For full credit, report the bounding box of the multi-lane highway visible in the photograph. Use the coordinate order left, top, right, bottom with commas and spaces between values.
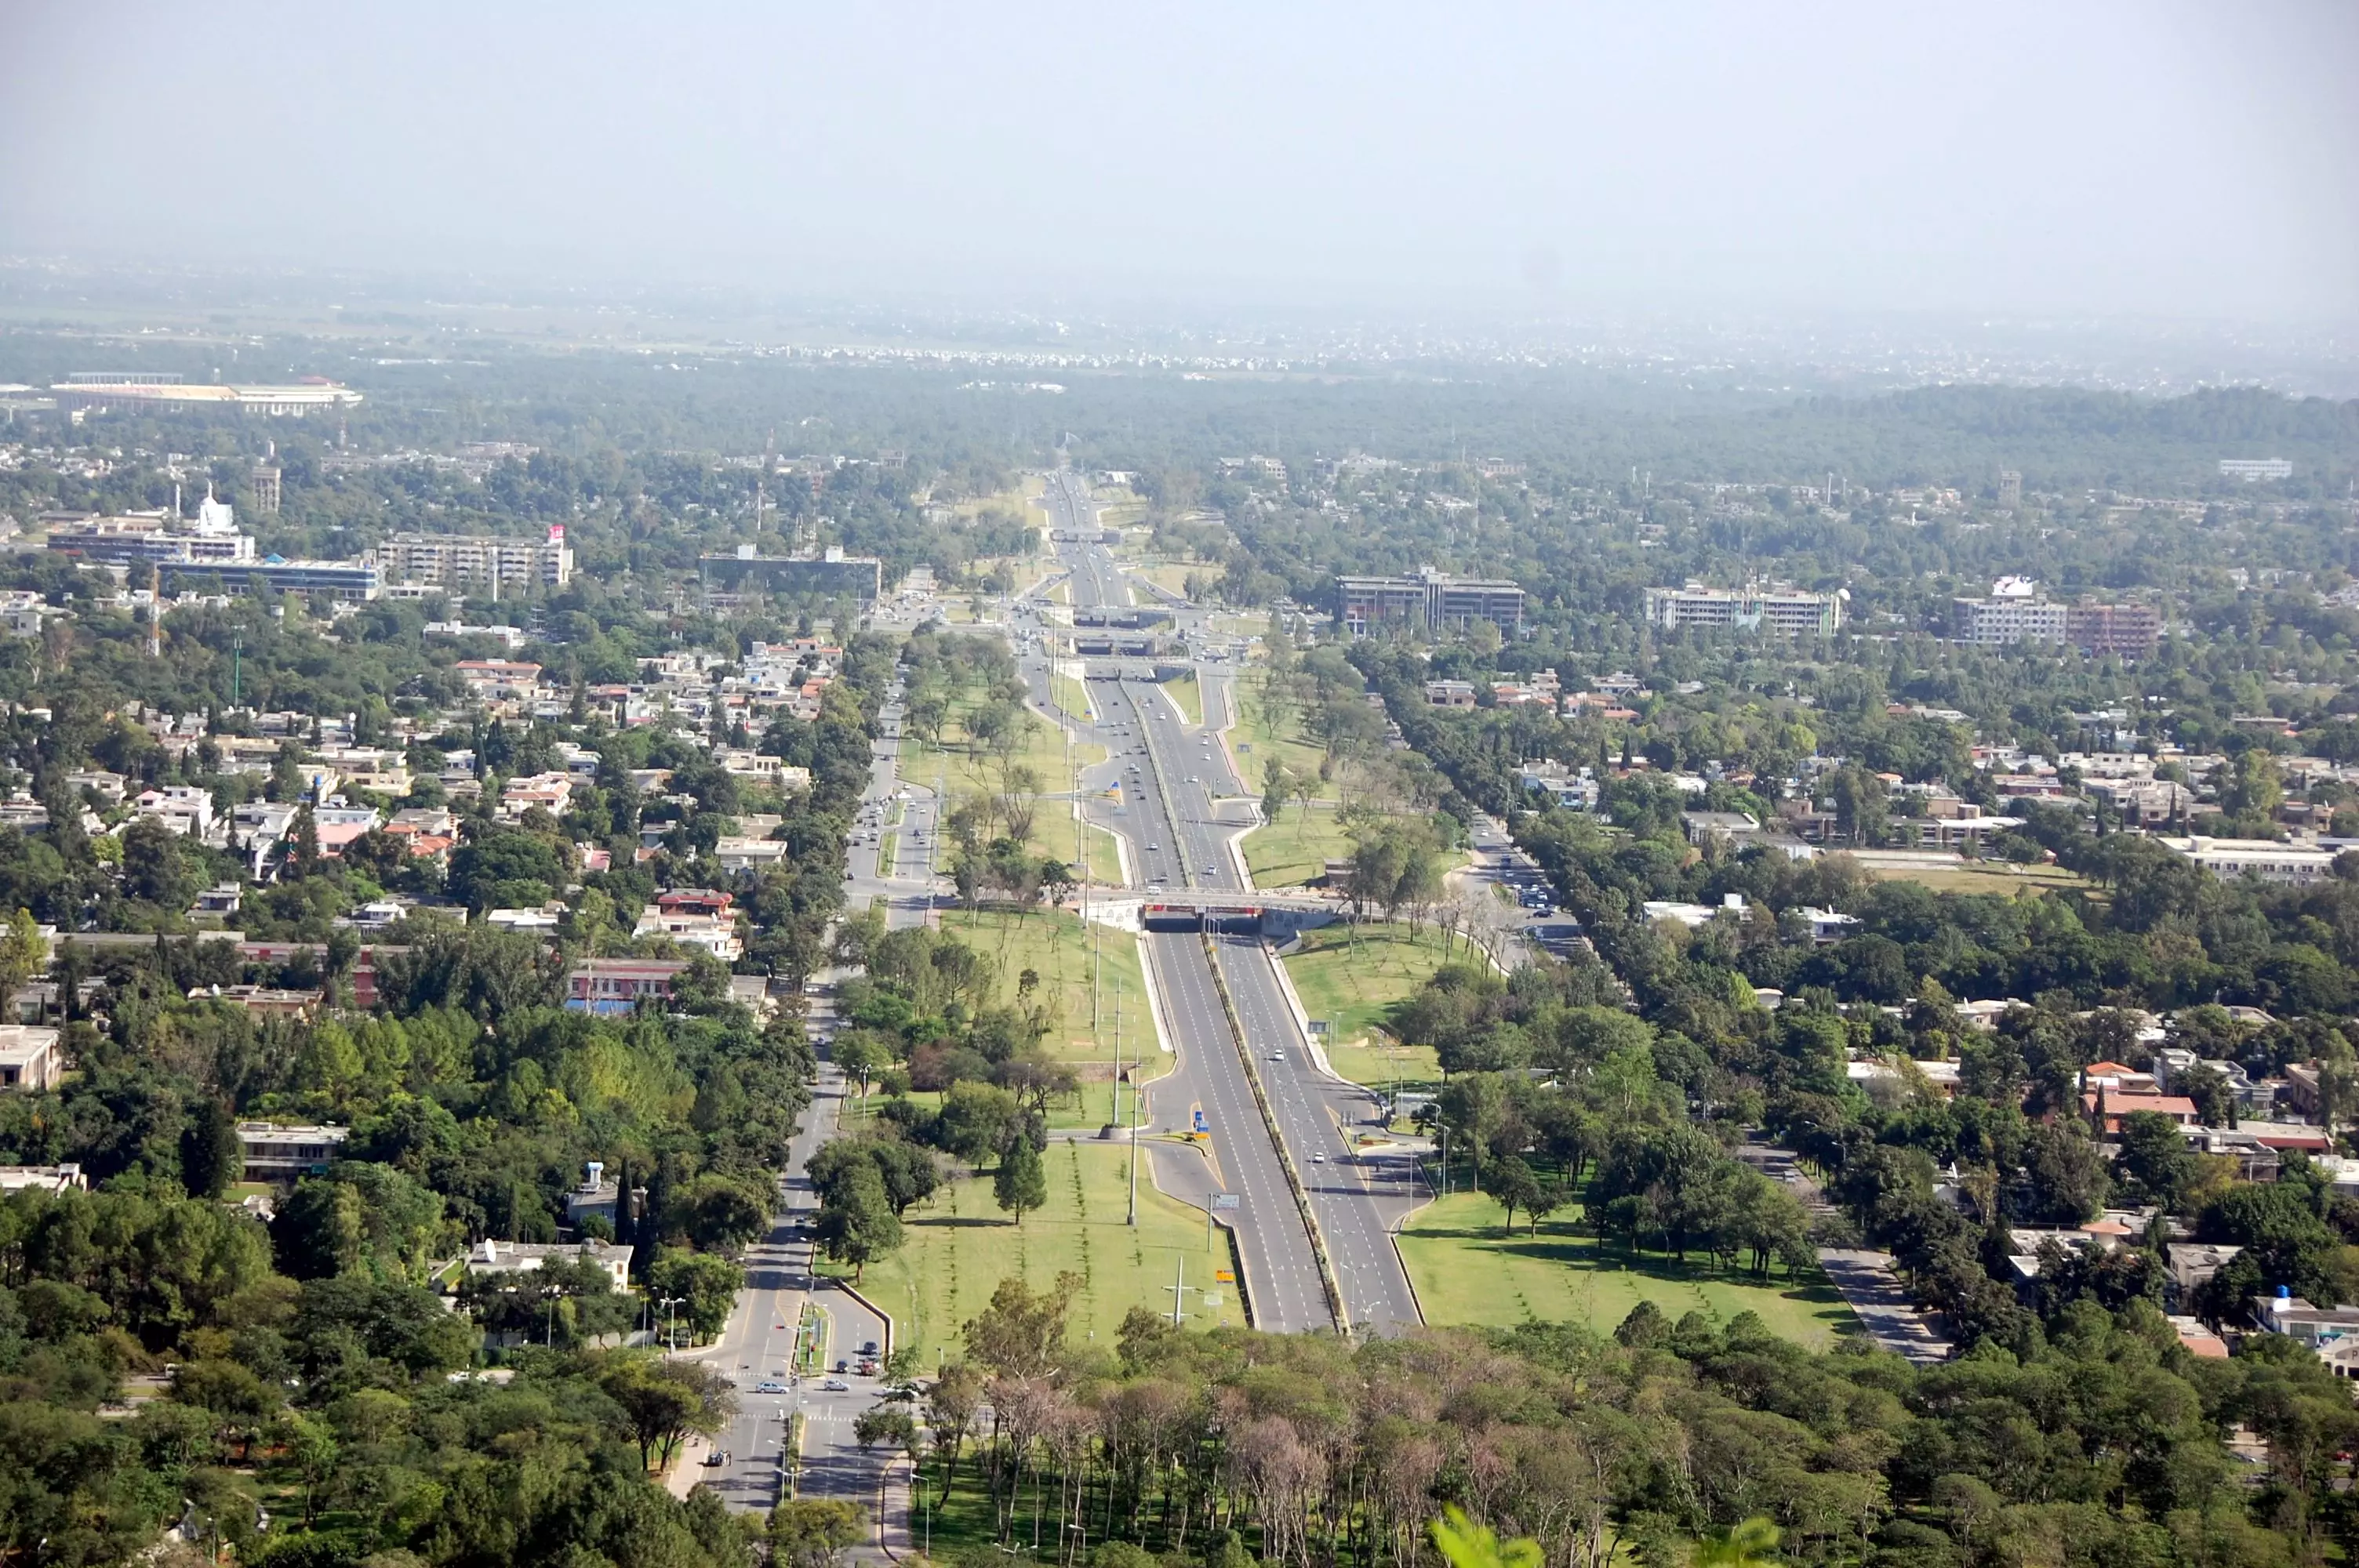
1028, 468, 1426, 1334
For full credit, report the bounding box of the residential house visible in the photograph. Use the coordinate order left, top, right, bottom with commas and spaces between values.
0, 1163, 85, 1195
0, 1026, 63, 1092
566, 959, 692, 1014
458, 1236, 634, 1294
236, 1122, 349, 1179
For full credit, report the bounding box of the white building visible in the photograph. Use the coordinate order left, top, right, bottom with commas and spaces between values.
462, 1236, 633, 1292
2156, 836, 2342, 885
1646, 583, 1845, 637
0, 1163, 85, 1194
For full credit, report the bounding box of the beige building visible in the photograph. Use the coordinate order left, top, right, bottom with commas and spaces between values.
372, 526, 574, 593
0, 1025, 62, 1091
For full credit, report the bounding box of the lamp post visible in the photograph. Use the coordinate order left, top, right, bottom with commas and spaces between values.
660, 1294, 683, 1352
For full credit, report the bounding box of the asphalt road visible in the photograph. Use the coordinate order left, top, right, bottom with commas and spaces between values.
1027, 474, 1421, 1333
689, 1064, 894, 1519
693, 679, 932, 1533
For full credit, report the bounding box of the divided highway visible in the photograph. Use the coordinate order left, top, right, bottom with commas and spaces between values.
1031, 468, 1425, 1334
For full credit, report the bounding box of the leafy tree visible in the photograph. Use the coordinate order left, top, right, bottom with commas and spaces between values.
769, 1498, 866, 1568
599, 1354, 739, 1472
644, 1248, 745, 1343
992, 1137, 1048, 1225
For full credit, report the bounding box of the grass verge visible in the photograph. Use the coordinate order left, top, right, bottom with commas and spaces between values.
825, 1141, 1244, 1371
1242, 805, 1354, 888
1229, 676, 1336, 802
1281, 921, 1456, 1087
1398, 1190, 1857, 1346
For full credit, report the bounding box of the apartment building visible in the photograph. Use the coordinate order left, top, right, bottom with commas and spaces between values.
371, 525, 575, 592
1645, 583, 1844, 637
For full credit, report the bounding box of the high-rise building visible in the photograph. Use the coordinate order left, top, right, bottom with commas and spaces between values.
251, 442, 282, 515
2066, 601, 2161, 658
1953, 593, 2066, 646
1645, 583, 1844, 637
370, 525, 574, 592
1997, 470, 2023, 510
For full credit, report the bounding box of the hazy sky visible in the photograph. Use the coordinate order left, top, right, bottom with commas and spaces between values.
5, 2, 2357, 321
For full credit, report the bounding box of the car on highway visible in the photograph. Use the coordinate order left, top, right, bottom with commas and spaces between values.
1311, 1152, 1325, 1163
822, 1377, 850, 1392
702, 1449, 729, 1467
756, 1381, 787, 1394
860, 1341, 879, 1356
1269, 1048, 1286, 1062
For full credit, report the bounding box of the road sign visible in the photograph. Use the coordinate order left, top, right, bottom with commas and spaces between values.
1212, 1193, 1241, 1211
1307, 1019, 1329, 1036
1214, 1269, 1235, 1282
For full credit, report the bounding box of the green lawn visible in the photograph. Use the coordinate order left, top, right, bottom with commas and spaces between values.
1052, 672, 1096, 724
876, 833, 896, 877
1242, 805, 1354, 887
936, 907, 1153, 1070
1398, 1192, 1857, 1347
1228, 676, 1337, 801
900, 696, 1107, 868
831, 1141, 1245, 1370
1861, 861, 2093, 897
1161, 673, 1203, 726
1281, 921, 1455, 1087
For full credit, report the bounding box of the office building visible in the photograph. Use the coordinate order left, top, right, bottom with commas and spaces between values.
372, 525, 574, 593
171, 557, 381, 601
699, 545, 884, 604
2157, 836, 2341, 885
1645, 583, 1844, 637
1954, 589, 2067, 646
1997, 470, 2023, 509
2219, 459, 2293, 481
1336, 568, 1525, 637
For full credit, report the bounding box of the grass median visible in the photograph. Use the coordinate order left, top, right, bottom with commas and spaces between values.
1398, 1190, 1856, 1347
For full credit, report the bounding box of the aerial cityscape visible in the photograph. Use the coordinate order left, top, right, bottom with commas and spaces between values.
1, 5, 2357, 1568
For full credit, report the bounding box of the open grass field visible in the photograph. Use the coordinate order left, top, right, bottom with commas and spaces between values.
1857, 858, 2092, 897
1398, 1191, 1857, 1346
1283, 920, 1453, 1045
935, 906, 1153, 1069
1242, 805, 1354, 887
1227, 678, 1338, 802
1161, 672, 1203, 725
828, 1140, 1245, 1370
